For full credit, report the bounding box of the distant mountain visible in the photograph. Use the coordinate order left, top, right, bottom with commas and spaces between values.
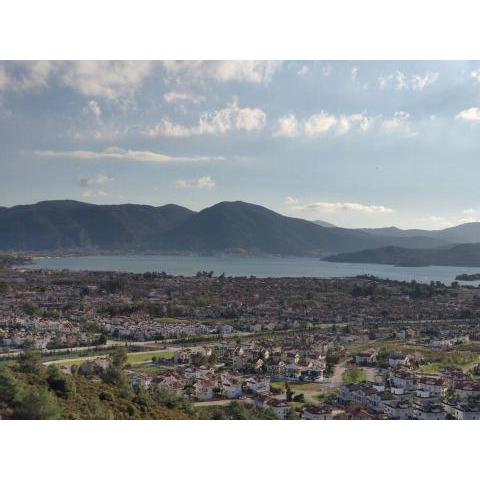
313, 219, 336, 228
361, 222, 480, 244
324, 243, 480, 267
151, 201, 452, 256
0, 200, 194, 250
152, 201, 381, 256
0, 199, 462, 255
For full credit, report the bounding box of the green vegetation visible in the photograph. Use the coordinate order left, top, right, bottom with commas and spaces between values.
0, 347, 191, 420
325, 244, 480, 269
0, 255, 31, 268
456, 273, 480, 281
342, 366, 367, 385
196, 401, 278, 420
326, 349, 341, 376
45, 349, 174, 368
419, 351, 478, 373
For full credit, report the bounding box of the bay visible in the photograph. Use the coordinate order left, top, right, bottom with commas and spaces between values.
24, 254, 480, 285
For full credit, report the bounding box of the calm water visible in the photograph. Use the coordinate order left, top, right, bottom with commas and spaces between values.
24, 254, 480, 285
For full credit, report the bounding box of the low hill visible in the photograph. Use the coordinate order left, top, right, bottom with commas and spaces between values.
323, 243, 480, 267
361, 222, 480, 244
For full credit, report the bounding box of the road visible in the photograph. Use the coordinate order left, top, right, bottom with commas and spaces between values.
194, 399, 232, 407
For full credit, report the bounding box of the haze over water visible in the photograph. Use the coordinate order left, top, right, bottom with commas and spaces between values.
26, 254, 480, 286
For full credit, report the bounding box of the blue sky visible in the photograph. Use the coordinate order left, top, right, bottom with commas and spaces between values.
1, 60, 480, 229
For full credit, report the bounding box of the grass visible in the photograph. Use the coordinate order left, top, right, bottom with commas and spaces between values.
418, 351, 478, 374
342, 366, 367, 385
126, 350, 174, 363
45, 349, 174, 368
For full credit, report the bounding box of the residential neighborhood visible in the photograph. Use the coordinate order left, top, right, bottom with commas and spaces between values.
2, 266, 480, 420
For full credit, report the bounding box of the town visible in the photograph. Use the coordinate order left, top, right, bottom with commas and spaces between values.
1, 266, 480, 419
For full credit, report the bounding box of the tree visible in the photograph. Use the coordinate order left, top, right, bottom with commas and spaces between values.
109, 348, 128, 368
0, 366, 20, 403
14, 387, 62, 420
47, 364, 76, 399
22, 301, 41, 316
18, 346, 43, 375
285, 382, 294, 402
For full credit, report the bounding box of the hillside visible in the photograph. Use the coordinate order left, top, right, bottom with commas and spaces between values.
361, 222, 480, 244
154, 201, 452, 255
313, 219, 336, 228
323, 243, 480, 267
0, 199, 460, 255
0, 200, 194, 251
152, 201, 392, 256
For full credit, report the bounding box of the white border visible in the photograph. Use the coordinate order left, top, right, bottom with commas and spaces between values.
2, 1, 480, 478
1, 0, 480, 59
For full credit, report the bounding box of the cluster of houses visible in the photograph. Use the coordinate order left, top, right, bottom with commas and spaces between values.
339, 350, 480, 419
3, 267, 480, 354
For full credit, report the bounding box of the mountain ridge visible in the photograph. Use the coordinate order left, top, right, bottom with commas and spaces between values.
0, 199, 473, 257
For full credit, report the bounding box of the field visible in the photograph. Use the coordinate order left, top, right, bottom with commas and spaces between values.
418, 351, 478, 374
44, 349, 174, 368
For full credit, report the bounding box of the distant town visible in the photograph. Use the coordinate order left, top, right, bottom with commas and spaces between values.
2, 261, 480, 419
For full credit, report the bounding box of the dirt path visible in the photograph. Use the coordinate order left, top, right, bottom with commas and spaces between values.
194, 399, 232, 407
327, 359, 348, 388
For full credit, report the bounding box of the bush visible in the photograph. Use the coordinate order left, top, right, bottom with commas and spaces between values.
18, 347, 43, 375
13, 387, 62, 420
0, 366, 20, 404
99, 391, 114, 402
47, 365, 76, 399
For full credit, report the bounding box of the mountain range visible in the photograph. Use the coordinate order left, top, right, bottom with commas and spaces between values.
2, 199, 480, 261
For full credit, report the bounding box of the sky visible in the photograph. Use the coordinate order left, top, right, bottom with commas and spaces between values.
1, 60, 480, 229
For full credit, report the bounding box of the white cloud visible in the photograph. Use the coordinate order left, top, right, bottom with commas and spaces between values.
273, 114, 300, 137
351, 67, 358, 82
58, 61, 153, 99
145, 99, 266, 137
284, 196, 299, 206
410, 72, 439, 91
273, 111, 412, 138
82, 100, 102, 120
463, 208, 476, 215
292, 201, 394, 214
455, 107, 480, 122
79, 174, 112, 188
162, 61, 282, 85
297, 65, 310, 76
79, 174, 112, 199
34, 147, 223, 164
380, 111, 414, 135
378, 70, 438, 91
0, 61, 53, 93
304, 112, 338, 136
81, 189, 108, 199
175, 176, 216, 190
163, 90, 205, 104
0, 61, 153, 100
471, 70, 480, 84
337, 113, 372, 134
144, 119, 192, 138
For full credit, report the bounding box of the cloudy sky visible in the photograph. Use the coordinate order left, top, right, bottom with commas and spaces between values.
1, 60, 480, 229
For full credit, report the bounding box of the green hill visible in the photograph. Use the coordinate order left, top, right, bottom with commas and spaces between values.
324, 243, 480, 267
